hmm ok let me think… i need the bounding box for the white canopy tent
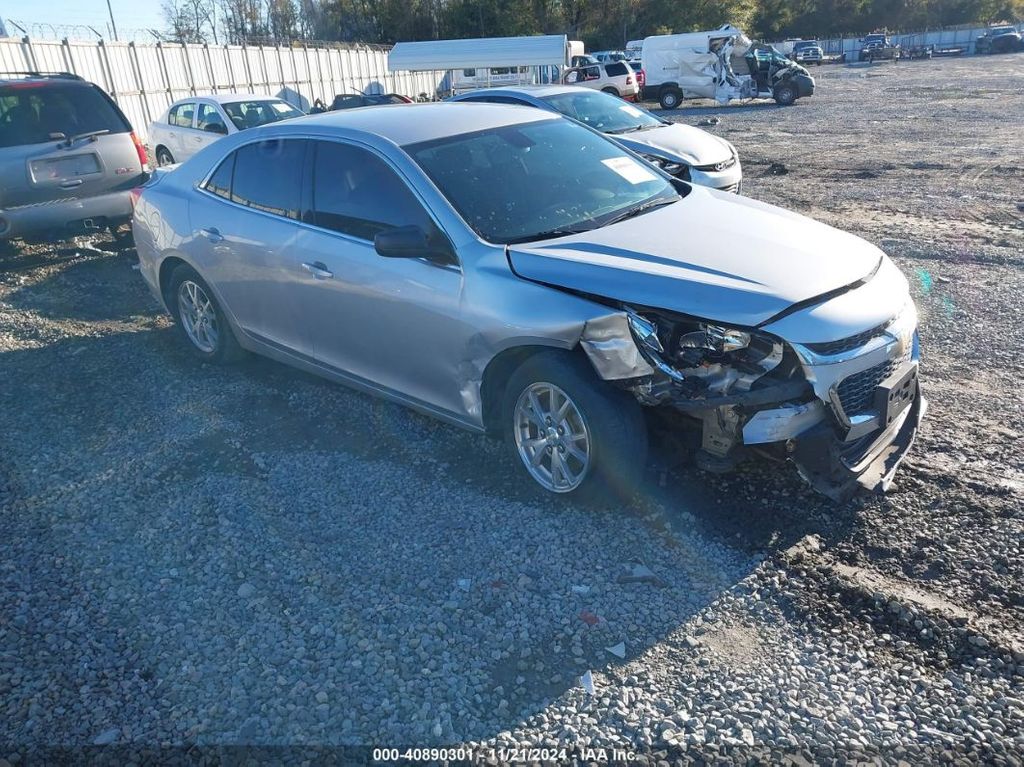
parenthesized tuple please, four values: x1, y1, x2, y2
(388, 35, 570, 71)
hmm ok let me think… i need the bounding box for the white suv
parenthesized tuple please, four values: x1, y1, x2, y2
(562, 61, 638, 100)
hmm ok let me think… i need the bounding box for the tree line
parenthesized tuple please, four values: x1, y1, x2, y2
(161, 0, 1024, 48)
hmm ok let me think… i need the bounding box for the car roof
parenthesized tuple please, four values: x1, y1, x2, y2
(173, 93, 291, 106)
(291, 101, 557, 145)
(0, 72, 89, 86)
(457, 84, 587, 100)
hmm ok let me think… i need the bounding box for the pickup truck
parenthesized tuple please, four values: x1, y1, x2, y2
(974, 26, 1023, 54)
(859, 34, 900, 62)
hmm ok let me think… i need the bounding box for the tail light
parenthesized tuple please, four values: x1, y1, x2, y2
(130, 131, 149, 171)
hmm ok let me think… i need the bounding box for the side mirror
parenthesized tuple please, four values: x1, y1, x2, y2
(374, 225, 456, 265)
(204, 123, 228, 134)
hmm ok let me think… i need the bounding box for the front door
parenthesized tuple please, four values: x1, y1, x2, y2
(293, 139, 470, 417)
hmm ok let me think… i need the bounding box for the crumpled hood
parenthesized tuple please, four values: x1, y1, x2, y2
(508, 186, 887, 328)
(615, 123, 732, 166)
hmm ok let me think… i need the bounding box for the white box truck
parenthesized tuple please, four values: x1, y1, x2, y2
(641, 25, 815, 109)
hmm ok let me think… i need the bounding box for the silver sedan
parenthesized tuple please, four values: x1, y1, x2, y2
(133, 103, 923, 500)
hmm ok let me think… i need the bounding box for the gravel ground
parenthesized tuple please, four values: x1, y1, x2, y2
(1, 54, 1022, 762)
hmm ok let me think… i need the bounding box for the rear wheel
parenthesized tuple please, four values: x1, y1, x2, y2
(659, 87, 682, 110)
(601, 86, 620, 97)
(502, 351, 647, 501)
(168, 264, 244, 364)
(155, 146, 175, 167)
(774, 83, 797, 106)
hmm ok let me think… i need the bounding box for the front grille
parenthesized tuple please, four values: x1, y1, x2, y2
(719, 182, 740, 194)
(696, 156, 737, 172)
(836, 352, 908, 417)
(805, 320, 890, 356)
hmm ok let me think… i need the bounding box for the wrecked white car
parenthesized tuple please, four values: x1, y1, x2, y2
(642, 26, 816, 109)
(132, 103, 922, 501)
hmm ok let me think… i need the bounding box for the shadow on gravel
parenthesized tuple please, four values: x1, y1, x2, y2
(0, 324, 849, 746)
(3, 251, 147, 322)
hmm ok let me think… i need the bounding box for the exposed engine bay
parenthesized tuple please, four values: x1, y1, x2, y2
(579, 304, 924, 501)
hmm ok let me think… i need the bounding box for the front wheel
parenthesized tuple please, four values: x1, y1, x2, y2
(168, 264, 245, 364)
(659, 87, 682, 110)
(774, 83, 797, 106)
(502, 351, 647, 500)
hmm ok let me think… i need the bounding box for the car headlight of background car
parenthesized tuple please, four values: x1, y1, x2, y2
(639, 153, 687, 177)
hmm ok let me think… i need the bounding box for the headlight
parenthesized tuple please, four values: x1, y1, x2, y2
(639, 153, 685, 176)
(704, 324, 751, 352)
(627, 312, 664, 353)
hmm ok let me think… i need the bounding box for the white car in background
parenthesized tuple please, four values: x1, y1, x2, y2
(148, 94, 304, 167)
(562, 61, 639, 100)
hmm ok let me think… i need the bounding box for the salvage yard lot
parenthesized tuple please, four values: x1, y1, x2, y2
(1, 54, 1022, 759)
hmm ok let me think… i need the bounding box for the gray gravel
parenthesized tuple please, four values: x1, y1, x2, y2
(1, 54, 1022, 761)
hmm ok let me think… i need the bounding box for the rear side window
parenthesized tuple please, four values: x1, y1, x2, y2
(605, 62, 628, 77)
(311, 140, 433, 240)
(169, 102, 194, 128)
(203, 154, 234, 200)
(230, 139, 306, 219)
(0, 82, 130, 148)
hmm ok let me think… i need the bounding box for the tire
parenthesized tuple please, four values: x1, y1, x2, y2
(155, 146, 175, 167)
(773, 83, 797, 106)
(167, 263, 245, 364)
(601, 86, 620, 97)
(659, 87, 682, 110)
(501, 350, 647, 501)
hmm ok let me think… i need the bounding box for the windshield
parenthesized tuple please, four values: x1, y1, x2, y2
(541, 90, 662, 134)
(222, 100, 303, 130)
(991, 26, 1016, 35)
(405, 118, 679, 244)
(794, 42, 819, 50)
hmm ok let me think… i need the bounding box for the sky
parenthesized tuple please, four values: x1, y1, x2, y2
(3, 0, 165, 41)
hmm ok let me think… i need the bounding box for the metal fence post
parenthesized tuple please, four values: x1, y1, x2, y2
(181, 43, 197, 96)
(128, 41, 153, 128)
(155, 41, 174, 105)
(203, 43, 217, 93)
(20, 36, 38, 71)
(97, 39, 117, 101)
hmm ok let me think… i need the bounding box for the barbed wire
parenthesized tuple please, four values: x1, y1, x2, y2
(3, 19, 392, 49)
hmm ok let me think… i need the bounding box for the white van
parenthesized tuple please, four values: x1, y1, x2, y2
(641, 25, 815, 108)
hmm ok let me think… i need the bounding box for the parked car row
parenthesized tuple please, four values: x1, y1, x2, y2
(2, 69, 925, 503)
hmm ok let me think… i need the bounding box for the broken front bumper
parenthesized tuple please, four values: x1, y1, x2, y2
(791, 377, 925, 501)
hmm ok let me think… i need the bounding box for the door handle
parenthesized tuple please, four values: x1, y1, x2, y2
(301, 261, 333, 279)
(193, 136, 202, 142)
(59, 179, 84, 188)
(199, 227, 223, 243)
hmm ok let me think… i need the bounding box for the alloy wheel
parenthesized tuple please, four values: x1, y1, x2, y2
(513, 382, 591, 492)
(177, 279, 219, 354)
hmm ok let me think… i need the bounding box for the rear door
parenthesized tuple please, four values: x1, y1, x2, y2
(167, 101, 198, 161)
(187, 137, 315, 356)
(0, 80, 143, 209)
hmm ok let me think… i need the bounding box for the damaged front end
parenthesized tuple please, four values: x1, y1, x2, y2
(580, 303, 924, 501)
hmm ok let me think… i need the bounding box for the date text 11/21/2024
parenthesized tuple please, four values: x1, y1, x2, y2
(372, 746, 639, 762)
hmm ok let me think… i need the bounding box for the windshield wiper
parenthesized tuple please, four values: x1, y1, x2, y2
(60, 129, 109, 148)
(503, 224, 594, 244)
(606, 124, 647, 135)
(602, 196, 679, 226)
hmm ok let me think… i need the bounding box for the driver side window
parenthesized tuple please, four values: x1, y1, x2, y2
(310, 140, 436, 243)
(196, 103, 228, 134)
